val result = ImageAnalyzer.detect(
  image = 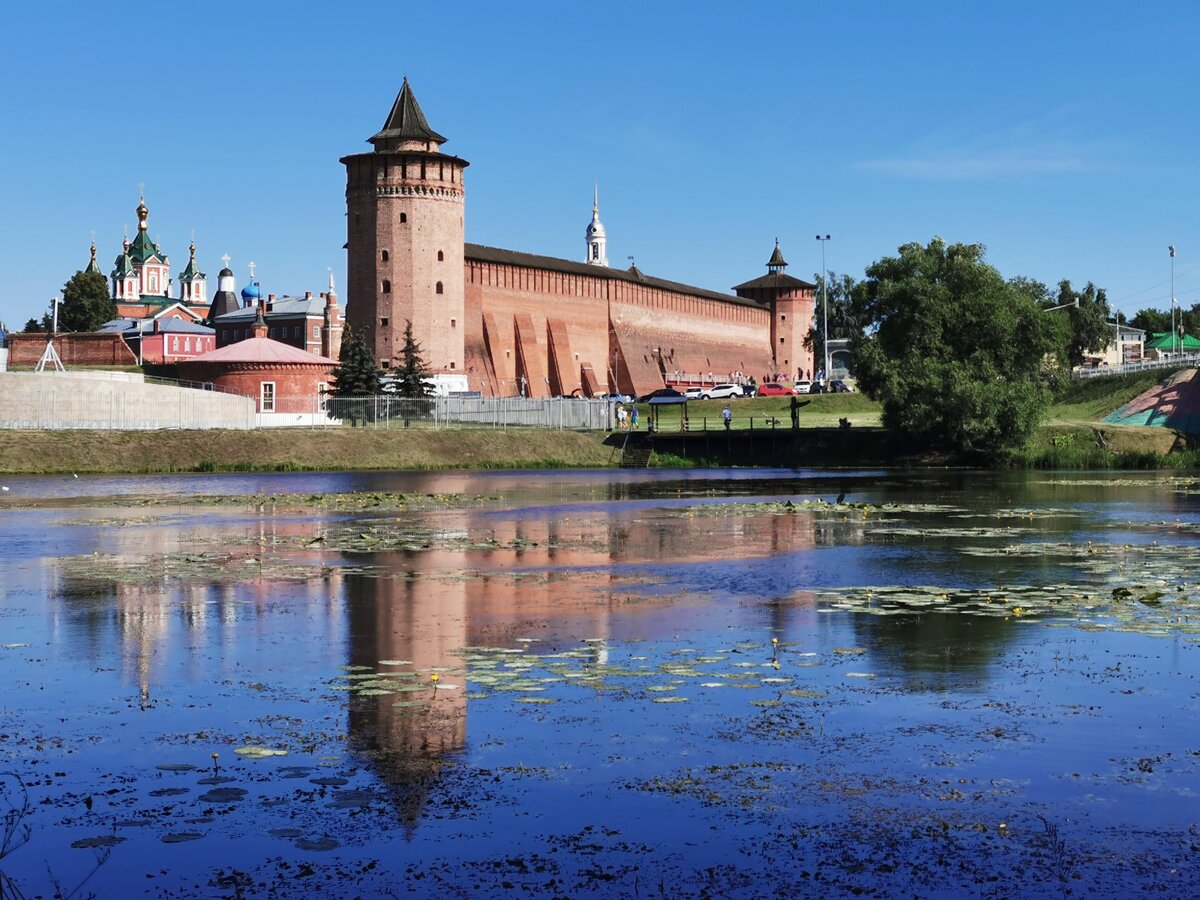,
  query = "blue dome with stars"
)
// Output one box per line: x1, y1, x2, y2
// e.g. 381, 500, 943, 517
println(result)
241, 283, 261, 303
